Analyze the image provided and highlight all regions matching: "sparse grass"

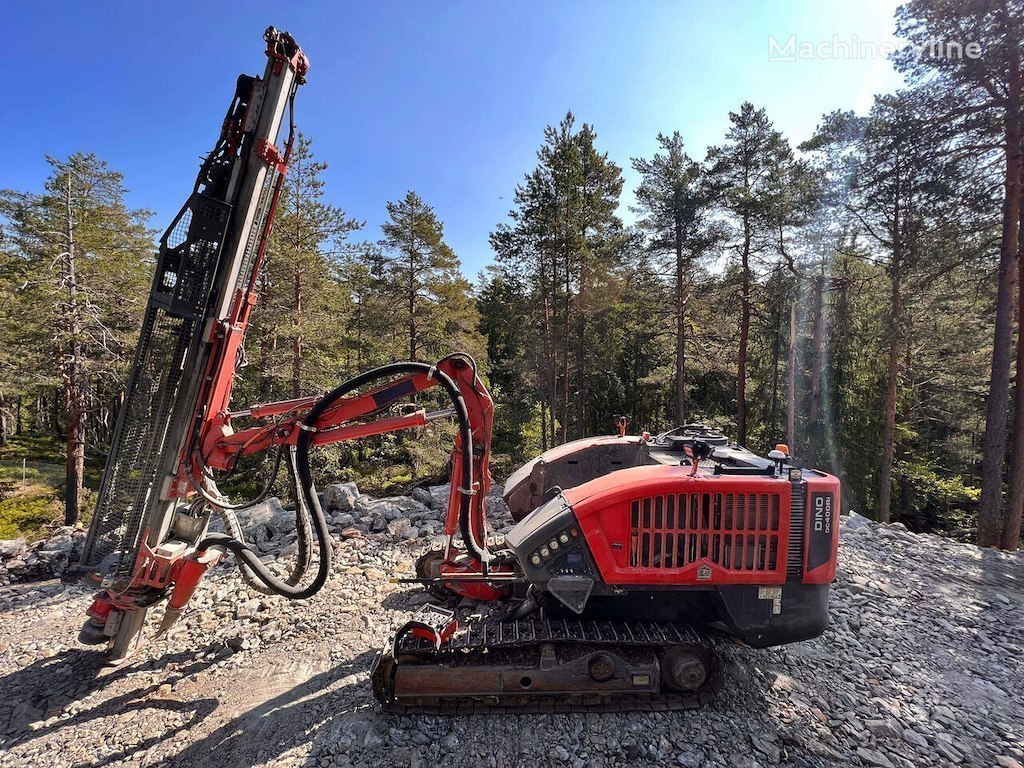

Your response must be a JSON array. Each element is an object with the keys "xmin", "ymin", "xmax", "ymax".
[{"xmin": 0, "ymin": 459, "xmax": 65, "ymax": 490}]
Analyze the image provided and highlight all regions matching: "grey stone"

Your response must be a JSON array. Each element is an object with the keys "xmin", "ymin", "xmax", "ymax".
[
  {"xmin": 331, "ymin": 512, "xmax": 354, "ymax": 528},
  {"xmin": 0, "ymin": 538, "xmax": 27, "ymax": 559},
  {"xmin": 902, "ymin": 729, "xmax": 928, "ymax": 748},
  {"xmin": 845, "ymin": 511, "xmax": 872, "ymax": 531},
  {"xmin": 428, "ymin": 484, "xmax": 450, "ymax": 510},
  {"xmin": 234, "ymin": 497, "xmax": 294, "ymax": 533},
  {"xmin": 866, "ymin": 718, "xmax": 901, "ymax": 740},
  {"xmin": 410, "ymin": 487, "xmax": 433, "ymax": 506},
  {"xmin": 387, "ymin": 518, "xmax": 412, "ymax": 537},
  {"xmin": 856, "ymin": 747, "xmax": 896, "ymax": 768},
  {"xmin": 40, "ymin": 533, "xmax": 75, "ymax": 555},
  {"xmin": 324, "ymin": 482, "xmax": 360, "ymax": 513},
  {"xmin": 363, "ymin": 497, "xmax": 428, "ymax": 522}
]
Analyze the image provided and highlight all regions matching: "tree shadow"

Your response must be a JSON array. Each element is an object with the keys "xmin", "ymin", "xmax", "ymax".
[
  {"xmin": 378, "ymin": 587, "xmax": 456, "ymax": 612},
  {"xmin": 0, "ymin": 645, "xmax": 224, "ymax": 766},
  {"xmin": 0, "ymin": 579, "xmax": 86, "ymax": 612}
]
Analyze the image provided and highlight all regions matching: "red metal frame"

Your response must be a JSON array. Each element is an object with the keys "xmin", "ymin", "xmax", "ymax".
[{"xmin": 108, "ymin": 29, "xmax": 507, "ymax": 612}]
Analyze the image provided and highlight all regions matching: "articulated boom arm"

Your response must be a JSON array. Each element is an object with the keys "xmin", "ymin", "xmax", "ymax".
[{"xmin": 194, "ymin": 355, "xmax": 497, "ymax": 558}]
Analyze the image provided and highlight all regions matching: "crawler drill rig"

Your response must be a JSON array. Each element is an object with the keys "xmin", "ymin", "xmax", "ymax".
[{"xmin": 72, "ymin": 29, "xmax": 841, "ymax": 712}]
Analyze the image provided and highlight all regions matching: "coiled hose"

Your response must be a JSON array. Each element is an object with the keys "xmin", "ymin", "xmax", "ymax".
[{"xmin": 196, "ymin": 359, "xmax": 487, "ymax": 598}]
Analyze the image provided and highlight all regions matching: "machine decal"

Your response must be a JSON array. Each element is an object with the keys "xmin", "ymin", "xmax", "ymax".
[{"xmin": 808, "ymin": 491, "xmax": 834, "ymax": 572}]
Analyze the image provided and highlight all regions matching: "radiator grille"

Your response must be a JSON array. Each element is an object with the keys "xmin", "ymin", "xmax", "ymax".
[
  {"xmin": 787, "ymin": 480, "xmax": 806, "ymax": 576},
  {"xmin": 628, "ymin": 492, "xmax": 782, "ymax": 573}
]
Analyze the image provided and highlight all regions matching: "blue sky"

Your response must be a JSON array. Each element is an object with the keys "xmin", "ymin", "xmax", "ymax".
[{"xmin": 5, "ymin": 1, "xmax": 905, "ymax": 278}]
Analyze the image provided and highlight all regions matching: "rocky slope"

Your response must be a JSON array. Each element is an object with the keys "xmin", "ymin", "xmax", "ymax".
[{"xmin": 0, "ymin": 486, "xmax": 1022, "ymax": 768}]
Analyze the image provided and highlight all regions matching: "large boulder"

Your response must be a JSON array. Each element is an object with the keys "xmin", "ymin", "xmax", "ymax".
[
  {"xmin": 324, "ymin": 482, "xmax": 359, "ymax": 513},
  {"xmin": 0, "ymin": 538, "xmax": 26, "ymax": 560},
  {"xmin": 844, "ymin": 511, "xmax": 872, "ymax": 532},
  {"xmin": 428, "ymin": 484, "xmax": 450, "ymax": 511},
  {"xmin": 233, "ymin": 497, "xmax": 294, "ymax": 535},
  {"xmin": 410, "ymin": 486, "xmax": 433, "ymax": 507},
  {"xmin": 387, "ymin": 517, "xmax": 412, "ymax": 537},
  {"xmin": 38, "ymin": 534, "xmax": 75, "ymax": 557}
]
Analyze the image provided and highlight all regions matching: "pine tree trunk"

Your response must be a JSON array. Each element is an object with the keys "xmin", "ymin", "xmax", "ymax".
[
  {"xmin": 540, "ymin": 389, "xmax": 549, "ymax": 452},
  {"xmin": 978, "ymin": 85, "xmax": 1023, "ymax": 548},
  {"xmin": 878, "ymin": 268, "xmax": 902, "ymax": 524},
  {"xmin": 291, "ymin": 268, "xmax": 302, "ymax": 398},
  {"xmin": 575, "ymin": 313, "xmax": 586, "ymax": 439},
  {"xmin": 562, "ymin": 256, "xmax": 571, "ymax": 445},
  {"xmin": 62, "ymin": 172, "xmax": 85, "ymax": 526},
  {"xmin": 257, "ymin": 269, "xmax": 273, "ymax": 400},
  {"xmin": 768, "ymin": 291, "xmax": 781, "ymax": 437},
  {"xmin": 787, "ymin": 301, "xmax": 796, "ymax": 451},
  {"xmin": 408, "ymin": 249, "xmax": 417, "ymax": 360},
  {"xmin": 737, "ymin": 221, "xmax": 751, "ymax": 445},
  {"xmin": 1001, "ymin": 161, "xmax": 1024, "ymax": 550},
  {"xmin": 808, "ymin": 273, "xmax": 825, "ymax": 466},
  {"xmin": 541, "ymin": 264, "xmax": 556, "ymax": 448},
  {"xmin": 675, "ymin": 228, "xmax": 686, "ymax": 426}
]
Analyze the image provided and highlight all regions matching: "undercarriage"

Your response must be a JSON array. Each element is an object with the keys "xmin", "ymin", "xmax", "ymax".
[{"xmin": 371, "ymin": 616, "xmax": 723, "ymax": 713}]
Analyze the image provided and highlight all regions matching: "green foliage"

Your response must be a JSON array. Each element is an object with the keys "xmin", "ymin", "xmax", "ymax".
[
  {"xmin": 896, "ymin": 460, "xmax": 981, "ymax": 538},
  {"xmin": 0, "ymin": 489, "xmax": 62, "ymax": 541},
  {"xmin": 4, "ymin": 0, "xmax": 1019, "ymax": 541},
  {"xmin": 489, "ymin": 112, "xmax": 628, "ymax": 447},
  {"xmin": 377, "ymin": 191, "xmax": 485, "ymax": 362},
  {"xmin": 241, "ymin": 134, "xmax": 363, "ymax": 401}
]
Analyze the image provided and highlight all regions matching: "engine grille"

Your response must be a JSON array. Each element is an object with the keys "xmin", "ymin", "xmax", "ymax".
[{"xmin": 628, "ymin": 491, "xmax": 783, "ymax": 573}]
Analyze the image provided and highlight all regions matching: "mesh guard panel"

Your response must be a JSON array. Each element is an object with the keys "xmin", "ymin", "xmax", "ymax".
[{"xmin": 79, "ymin": 193, "xmax": 232, "ymax": 581}]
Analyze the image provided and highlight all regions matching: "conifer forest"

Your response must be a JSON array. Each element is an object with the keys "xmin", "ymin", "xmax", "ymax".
[{"xmin": 2, "ymin": 0, "xmax": 1023, "ymax": 552}]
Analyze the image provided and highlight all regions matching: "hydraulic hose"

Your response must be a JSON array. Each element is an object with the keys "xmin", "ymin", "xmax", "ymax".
[
  {"xmin": 214, "ymin": 448, "xmax": 313, "ymax": 595},
  {"xmin": 197, "ymin": 439, "xmax": 329, "ymax": 598},
  {"xmin": 298, "ymin": 360, "xmax": 488, "ymax": 562},
  {"xmin": 196, "ymin": 359, "xmax": 487, "ymax": 599}
]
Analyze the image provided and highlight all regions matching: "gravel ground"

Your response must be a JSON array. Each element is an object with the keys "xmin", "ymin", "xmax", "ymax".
[{"xmin": 0, "ymin": 505, "xmax": 1022, "ymax": 768}]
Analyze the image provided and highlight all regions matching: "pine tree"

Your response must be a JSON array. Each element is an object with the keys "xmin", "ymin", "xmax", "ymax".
[
  {"xmin": 844, "ymin": 90, "xmax": 990, "ymax": 522},
  {"xmin": 378, "ymin": 191, "xmax": 482, "ymax": 361},
  {"xmin": 248, "ymin": 135, "xmax": 361, "ymax": 400},
  {"xmin": 896, "ymin": 0, "xmax": 1024, "ymax": 547},
  {"xmin": 632, "ymin": 132, "xmax": 722, "ymax": 426},
  {"xmin": 491, "ymin": 112, "xmax": 626, "ymax": 441},
  {"xmin": 0, "ymin": 154, "xmax": 152, "ymax": 523},
  {"xmin": 707, "ymin": 103, "xmax": 795, "ymax": 445}
]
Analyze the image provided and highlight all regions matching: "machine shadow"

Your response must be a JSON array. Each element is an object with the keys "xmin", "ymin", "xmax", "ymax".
[
  {"xmin": 0, "ymin": 645, "xmax": 222, "ymax": 757},
  {"xmin": 161, "ymin": 648, "xmax": 380, "ymax": 768},
  {"xmin": 378, "ymin": 587, "xmax": 458, "ymax": 612}
]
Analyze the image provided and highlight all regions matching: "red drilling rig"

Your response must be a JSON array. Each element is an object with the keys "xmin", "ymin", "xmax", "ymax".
[{"xmin": 71, "ymin": 29, "xmax": 840, "ymax": 712}]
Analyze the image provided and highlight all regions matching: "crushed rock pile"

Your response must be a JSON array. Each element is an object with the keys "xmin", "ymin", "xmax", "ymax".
[{"xmin": 0, "ymin": 495, "xmax": 1021, "ymax": 768}]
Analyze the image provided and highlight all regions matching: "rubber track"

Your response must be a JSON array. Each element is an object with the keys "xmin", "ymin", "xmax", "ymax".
[{"xmin": 371, "ymin": 617, "xmax": 724, "ymax": 714}]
